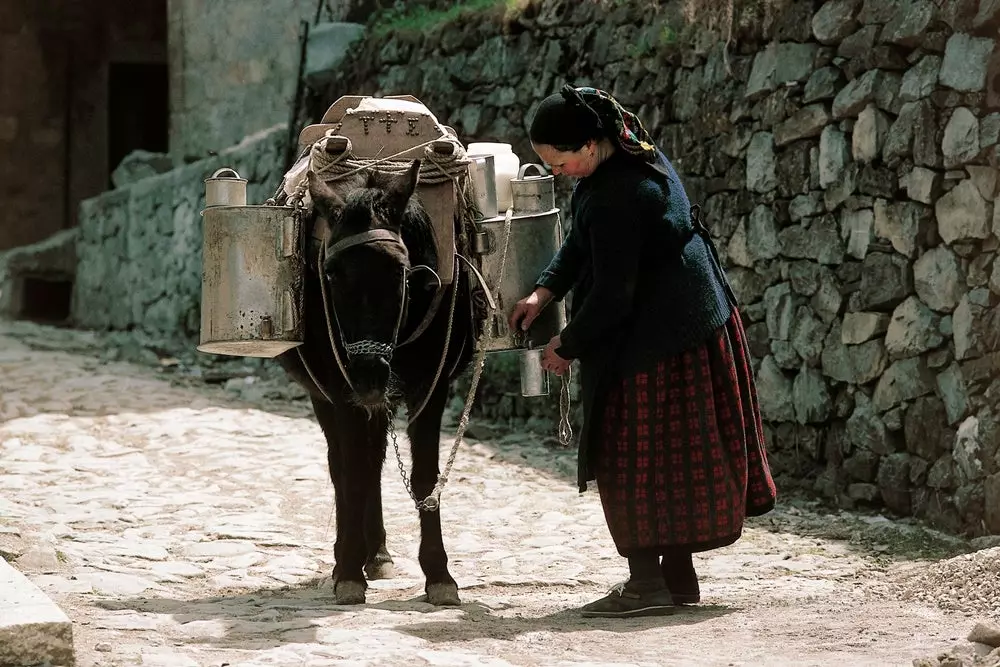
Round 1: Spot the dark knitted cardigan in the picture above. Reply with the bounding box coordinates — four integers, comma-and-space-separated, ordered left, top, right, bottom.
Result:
536, 149, 734, 491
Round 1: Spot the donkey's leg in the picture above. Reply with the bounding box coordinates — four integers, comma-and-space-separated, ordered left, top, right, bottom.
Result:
363, 483, 394, 580
313, 397, 383, 604
407, 381, 460, 606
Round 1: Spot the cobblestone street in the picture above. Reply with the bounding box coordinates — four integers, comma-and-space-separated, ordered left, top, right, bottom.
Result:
0, 319, 989, 666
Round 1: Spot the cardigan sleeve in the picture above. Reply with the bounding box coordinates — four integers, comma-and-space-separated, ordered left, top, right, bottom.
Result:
535, 222, 583, 301
555, 193, 646, 360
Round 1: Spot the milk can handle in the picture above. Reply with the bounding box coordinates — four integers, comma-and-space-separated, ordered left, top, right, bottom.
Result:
517, 163, 547, 179
211, 168, 241, 179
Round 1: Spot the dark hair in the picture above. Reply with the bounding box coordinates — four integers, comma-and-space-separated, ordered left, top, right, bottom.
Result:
528, 88, 606, 152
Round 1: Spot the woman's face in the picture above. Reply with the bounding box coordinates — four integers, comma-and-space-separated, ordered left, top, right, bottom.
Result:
531, 141, 598, 178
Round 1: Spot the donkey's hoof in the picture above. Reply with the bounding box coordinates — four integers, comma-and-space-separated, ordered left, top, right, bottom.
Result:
334, 580, 366, 605
364, 560, 395, 580
426, 582, 461, 606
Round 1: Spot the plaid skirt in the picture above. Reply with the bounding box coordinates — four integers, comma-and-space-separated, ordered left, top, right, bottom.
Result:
595, 309, 777, 555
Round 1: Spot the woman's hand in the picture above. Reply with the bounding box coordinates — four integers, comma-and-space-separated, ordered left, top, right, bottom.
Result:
509, 287, 555, 333
542, 334, 572, 376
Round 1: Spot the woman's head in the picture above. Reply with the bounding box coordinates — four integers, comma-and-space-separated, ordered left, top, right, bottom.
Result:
528, 88, 607, 178
529, 85, 664, 179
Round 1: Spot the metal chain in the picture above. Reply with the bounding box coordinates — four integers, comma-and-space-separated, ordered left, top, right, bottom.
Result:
389, 208, 514, 513
558, 369, 573, 447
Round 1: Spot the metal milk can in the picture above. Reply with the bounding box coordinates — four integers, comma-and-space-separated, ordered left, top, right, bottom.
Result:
472, 162, 567, 396
197, 168, 305, 358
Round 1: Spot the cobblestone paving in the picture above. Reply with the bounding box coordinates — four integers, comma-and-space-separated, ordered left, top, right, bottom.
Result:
0, 319, 984, 666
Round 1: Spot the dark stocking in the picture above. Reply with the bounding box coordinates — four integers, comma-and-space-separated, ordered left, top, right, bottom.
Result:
661, 546, 699, 600
627, 547, 666, 591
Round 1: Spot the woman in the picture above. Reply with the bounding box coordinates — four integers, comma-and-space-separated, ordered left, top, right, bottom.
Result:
510, 85, 777, 618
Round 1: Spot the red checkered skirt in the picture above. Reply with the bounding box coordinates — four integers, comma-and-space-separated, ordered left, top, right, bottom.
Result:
595, 309, 777, 555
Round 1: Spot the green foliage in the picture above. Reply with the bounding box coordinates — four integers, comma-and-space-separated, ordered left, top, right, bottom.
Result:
369, 0, 504, 37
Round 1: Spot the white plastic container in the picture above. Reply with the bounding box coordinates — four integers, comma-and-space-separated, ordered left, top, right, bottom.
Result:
467, 142, 520, 213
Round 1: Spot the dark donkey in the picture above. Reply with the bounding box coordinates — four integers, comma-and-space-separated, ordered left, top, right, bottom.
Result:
277, 158, 476, 606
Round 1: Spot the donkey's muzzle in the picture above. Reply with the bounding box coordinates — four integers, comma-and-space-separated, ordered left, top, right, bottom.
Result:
349, 355, 392, 405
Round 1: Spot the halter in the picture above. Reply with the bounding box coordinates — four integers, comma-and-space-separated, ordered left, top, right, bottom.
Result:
317, 225, 442, 396
324, 228, 410, 362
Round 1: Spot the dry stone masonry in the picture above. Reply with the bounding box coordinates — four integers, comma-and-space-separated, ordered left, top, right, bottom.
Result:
72, 0, 1000, 538
309, 0, 1000, 538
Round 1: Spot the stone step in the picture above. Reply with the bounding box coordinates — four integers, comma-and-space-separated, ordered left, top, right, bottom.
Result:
0, 558, 75, 667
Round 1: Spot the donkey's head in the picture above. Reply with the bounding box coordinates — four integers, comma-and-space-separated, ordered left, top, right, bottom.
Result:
307, 160, 423, 408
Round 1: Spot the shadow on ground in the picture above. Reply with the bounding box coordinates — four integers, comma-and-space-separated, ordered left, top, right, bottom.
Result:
93, 576, 734, 651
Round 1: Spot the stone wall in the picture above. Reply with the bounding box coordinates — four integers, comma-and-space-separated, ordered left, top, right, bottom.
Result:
307, 0, 1000, 537
72, 125, 287, 336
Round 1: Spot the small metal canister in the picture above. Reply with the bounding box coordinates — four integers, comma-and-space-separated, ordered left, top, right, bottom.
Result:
519, 348, 550, 397
467, 154, 498, 219
511, 163, 555, 214
204, 168, 248, 207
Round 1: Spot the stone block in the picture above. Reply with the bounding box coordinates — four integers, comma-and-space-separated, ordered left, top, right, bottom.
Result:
942, 107, 980, 169
746, 131, 777, 193
936, 362, 970, 426
842, 311, 890, 344
859, 251, 913, 311
905, 395, 955, 460
757, 355, 796, 422
822, 323, 889, 384
747, 205, 780, 262
852, 104, 890, 163
880, 0, 935, 47
939, 33, 994, 92
819, 126, 850, 188
873, 356, 936, 412
899, 55, 941, 102
745, 42, 818, 99
935, 178, 992, 245
804, 66, 845, 103
842, 208, 874, 259
779, 215, 845, 265
812, 0, 861, 44
793, 366, 831, 424
899, 166, 941, 204
884, 295, 943, 359
832, 68, 885, 118
874, 198, 933, 258
774, 105, 832, 147
0, 559, 74, 667
913, 245, 966, 312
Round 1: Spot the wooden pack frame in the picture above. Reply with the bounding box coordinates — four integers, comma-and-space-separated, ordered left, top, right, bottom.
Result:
298, 95, 462, 285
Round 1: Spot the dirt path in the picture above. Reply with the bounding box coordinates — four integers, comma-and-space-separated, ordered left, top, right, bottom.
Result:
0, 319, 992, 667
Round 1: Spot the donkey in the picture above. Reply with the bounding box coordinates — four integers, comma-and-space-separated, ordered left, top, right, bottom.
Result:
277, 157, 477, 607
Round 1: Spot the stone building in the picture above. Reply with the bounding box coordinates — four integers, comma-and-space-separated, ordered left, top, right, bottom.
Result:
0, 0, 365, 320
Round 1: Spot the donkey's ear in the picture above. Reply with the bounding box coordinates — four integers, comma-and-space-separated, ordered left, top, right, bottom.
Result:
307, 170, 341, 219
387, 159, 421, 211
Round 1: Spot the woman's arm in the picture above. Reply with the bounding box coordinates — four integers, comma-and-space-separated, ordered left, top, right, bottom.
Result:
555, 196, 643, 360
535, 222, 584, 301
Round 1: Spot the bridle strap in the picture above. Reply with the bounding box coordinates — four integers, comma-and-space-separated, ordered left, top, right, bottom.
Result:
327, 228, 406, 258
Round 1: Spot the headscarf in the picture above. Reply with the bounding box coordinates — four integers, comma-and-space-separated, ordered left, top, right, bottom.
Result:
529, 84, 667, 178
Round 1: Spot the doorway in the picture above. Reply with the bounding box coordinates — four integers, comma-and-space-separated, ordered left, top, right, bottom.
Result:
107, 62, 169, 187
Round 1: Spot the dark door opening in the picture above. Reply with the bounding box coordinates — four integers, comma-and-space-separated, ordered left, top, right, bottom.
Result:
18, 275, 75, 324
107, 62, 169, 187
